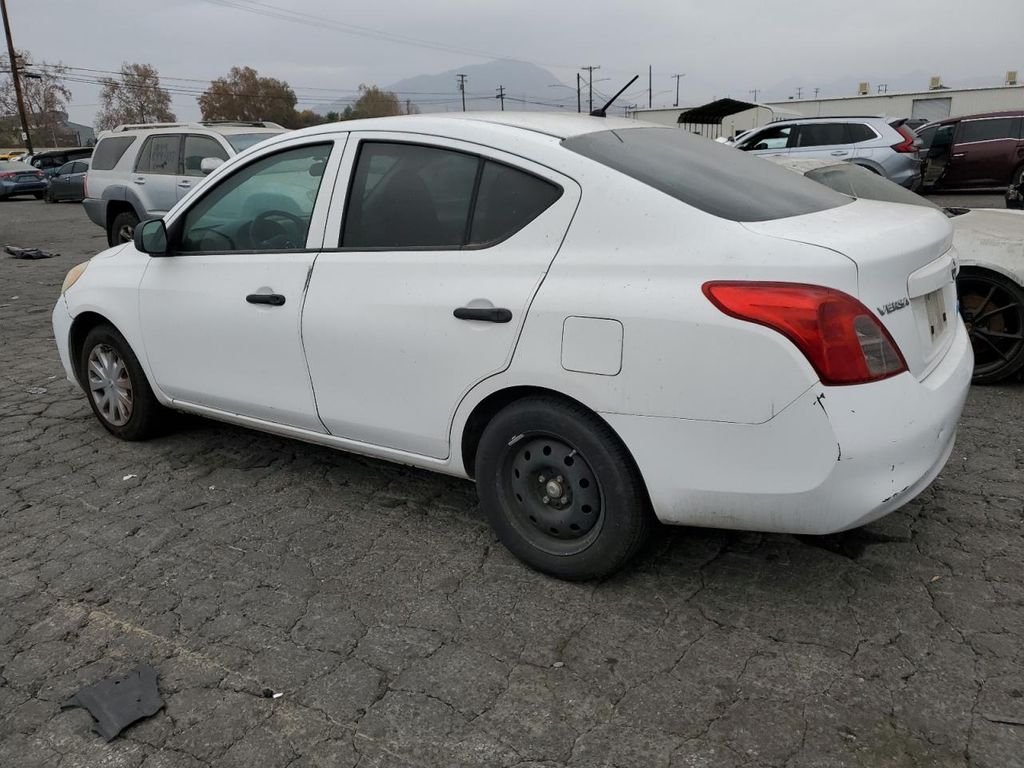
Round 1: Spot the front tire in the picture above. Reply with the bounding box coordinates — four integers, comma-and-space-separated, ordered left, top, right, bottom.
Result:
475, 397, 653, 580
958, 269, 1024, 384
108, 210, 139, 247
79, 324, 165, 440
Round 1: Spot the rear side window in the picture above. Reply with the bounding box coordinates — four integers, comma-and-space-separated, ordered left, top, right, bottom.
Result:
341, 142, 562, 249
960, 118, 1018, 143
563, 127, 850, 222
91, 136, 136, 171
56, 162, 75, 175
183, 135, 229, 176
135, 135, 181, 175
845, 123, 877, 143
795, 123, 848, 147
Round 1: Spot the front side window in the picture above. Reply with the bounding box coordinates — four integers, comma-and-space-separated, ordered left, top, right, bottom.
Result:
960, 118, 1018, 143
795, 123, 848, 147
340, 141, 562, 250
183, 135, 229, 177
56, 161, 75, 176
741, 125, 793, 151
177, 143, 331, 253
135, 135, 181, 175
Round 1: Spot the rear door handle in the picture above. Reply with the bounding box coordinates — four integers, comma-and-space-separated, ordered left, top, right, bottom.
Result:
454, 306, 512, 323
830, 150, 849, 156
178, 180, 192, 188
952, 152, 967, 158
133, 177, 146, 185
246, 293, 286, 306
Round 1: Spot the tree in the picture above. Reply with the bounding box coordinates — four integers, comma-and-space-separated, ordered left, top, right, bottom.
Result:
95, 63, 175, 131
0, 50, 74, 147
198, 66, 297, 125
339, 84, 407, 120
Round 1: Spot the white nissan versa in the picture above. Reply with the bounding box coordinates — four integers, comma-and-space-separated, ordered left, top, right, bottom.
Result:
53, 114, 973, 580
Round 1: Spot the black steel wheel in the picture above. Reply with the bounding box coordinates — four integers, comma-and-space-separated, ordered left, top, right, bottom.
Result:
475, 396, 652, 580
957, 268, 1024, 384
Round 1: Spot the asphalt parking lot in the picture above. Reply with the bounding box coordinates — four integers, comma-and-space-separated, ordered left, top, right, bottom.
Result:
1, 197, 1022, 768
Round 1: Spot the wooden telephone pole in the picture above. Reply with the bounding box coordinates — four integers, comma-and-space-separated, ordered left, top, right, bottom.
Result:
1, 0, 32, 152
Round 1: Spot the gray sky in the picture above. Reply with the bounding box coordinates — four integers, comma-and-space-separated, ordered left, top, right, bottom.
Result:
6, 0, 1024, 126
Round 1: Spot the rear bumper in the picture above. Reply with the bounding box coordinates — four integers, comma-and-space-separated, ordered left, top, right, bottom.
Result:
605, 320, 973, 534
83, 198, 107, 228
0, 179, 46, 197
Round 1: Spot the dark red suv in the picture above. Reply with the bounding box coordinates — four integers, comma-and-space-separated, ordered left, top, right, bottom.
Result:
917, 111, 1024, 191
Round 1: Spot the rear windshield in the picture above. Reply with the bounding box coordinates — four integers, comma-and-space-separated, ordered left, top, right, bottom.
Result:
91, 136, 136, 170
561, 127, 851, 222
225, 132, 282, 152
805, 163, 941, 212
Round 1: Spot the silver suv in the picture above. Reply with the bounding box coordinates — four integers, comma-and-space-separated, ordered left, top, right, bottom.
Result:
733, 116, 922, 188
84, 121, 287, 245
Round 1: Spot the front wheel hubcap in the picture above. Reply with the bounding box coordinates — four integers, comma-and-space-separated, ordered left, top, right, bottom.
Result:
87, 344, 133, 426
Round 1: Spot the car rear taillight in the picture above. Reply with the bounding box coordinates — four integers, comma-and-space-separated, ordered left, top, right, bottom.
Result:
703, 281, 908, 385
0, 172, 15, 180
891, 125, 918, 153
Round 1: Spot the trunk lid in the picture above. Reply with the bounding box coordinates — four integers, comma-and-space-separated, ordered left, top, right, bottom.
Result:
743, 199, 958, 379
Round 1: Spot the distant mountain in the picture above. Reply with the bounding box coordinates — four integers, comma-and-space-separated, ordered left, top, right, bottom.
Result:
323, 60, 575, 114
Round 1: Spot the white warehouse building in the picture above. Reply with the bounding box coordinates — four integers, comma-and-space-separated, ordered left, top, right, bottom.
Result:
633, 82, 1024, 138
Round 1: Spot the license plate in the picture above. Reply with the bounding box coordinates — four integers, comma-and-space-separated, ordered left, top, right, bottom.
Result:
924, 289, 948, 339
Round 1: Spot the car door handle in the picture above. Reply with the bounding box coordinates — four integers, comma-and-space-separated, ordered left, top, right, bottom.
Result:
178, 180, 191, 188
952, 152, 967, 158
830, 150, 849, 156
453, 306, 512, 323
133, 176, 145, 185
246, 293, 286, 306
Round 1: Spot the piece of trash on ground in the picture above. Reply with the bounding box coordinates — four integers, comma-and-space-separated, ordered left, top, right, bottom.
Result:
261, 688, 284, 699
61, 663, 163, 741
27, 387, 47, 395
122, 474, 138, 481
5, 245, 59, 260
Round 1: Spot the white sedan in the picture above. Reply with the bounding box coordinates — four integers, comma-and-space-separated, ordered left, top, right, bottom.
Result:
53, 114, 972, 580
767, 156, 1024, 384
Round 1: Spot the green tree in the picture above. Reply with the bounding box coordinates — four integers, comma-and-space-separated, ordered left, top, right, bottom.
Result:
198, 66, 297, 125
95, 62, 175, 131
340, 84, 408, 120
0, 50, 73, 147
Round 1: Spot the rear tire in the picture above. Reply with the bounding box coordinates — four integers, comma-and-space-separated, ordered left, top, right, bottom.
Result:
957, 269, 1024, 384
34, 191, 46, 200
79, 324, 165, 440
475, 397, 653, 580
108, 210, 139, 247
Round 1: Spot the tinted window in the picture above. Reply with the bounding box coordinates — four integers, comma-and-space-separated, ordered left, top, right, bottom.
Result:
805, 163, 941, 212
960, 118, 1017, 143
56, 162, 75, 176
845, 123, 877, 143
183, 135, 229, 177
135, 135, 180, 175
342, 142, 478, 249
915, 124, 938, 148
178, 143, 330, 253
91, 136, 136, 171
469, 162, 562, 245
226, 132, 282, 152
741, 125, 793, 151
796, 123, 848, 147
563, 127, 850, 222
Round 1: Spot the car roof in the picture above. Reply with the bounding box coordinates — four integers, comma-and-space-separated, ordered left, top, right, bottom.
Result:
766, 115, 893, 126
931, 110, 1024, 125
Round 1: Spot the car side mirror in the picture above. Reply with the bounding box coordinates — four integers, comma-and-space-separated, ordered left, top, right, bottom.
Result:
134, 218, 168, 256
200, 157, 225, 175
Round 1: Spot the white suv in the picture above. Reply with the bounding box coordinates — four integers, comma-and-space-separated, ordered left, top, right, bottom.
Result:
84, 121, 286, 245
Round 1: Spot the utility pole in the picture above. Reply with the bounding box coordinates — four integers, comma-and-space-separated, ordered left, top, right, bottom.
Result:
495, 85, 505, 111
877, 83, 888, 94
1, 0, 32, 153
405, 99, 411, 115
749, 88, 760, 102
672, 73, 685, 107
813, 87, 820, 98
648, 65, 652, 109
576, 73, 581, 113
456, 73, 467, 112
795, 86, 803, 99
581, 65, 600, 113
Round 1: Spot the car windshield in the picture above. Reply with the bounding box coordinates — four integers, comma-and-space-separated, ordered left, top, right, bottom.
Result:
562, 127, 851, 222
804, 163, 943, 212
225, 132, 282, 152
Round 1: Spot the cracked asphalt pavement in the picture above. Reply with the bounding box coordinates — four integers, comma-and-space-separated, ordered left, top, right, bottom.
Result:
2, 198, 1023, 768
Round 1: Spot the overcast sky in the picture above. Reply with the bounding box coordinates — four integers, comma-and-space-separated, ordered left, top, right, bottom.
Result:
6, 0, 1024, 126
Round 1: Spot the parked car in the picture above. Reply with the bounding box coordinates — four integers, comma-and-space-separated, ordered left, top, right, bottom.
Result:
53, 114, 972, 579
732, 115, 922, 188
916, 111, 1024, 192
767, 156, 1023, 383
0, 150, 25, 160
30, 147, 93, 178
45, 158, 90, 203
0, 160, 47, 200
84, 121, 287, 246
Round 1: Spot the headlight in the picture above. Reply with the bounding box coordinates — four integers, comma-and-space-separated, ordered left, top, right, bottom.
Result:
61, 261, 90, 295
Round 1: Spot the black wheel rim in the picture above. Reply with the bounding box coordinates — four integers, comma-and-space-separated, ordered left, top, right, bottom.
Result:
501, 434, 604, 556
958, 274, 1024, 378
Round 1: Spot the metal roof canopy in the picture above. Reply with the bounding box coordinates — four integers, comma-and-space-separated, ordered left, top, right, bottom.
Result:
676, 98, 760, 125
